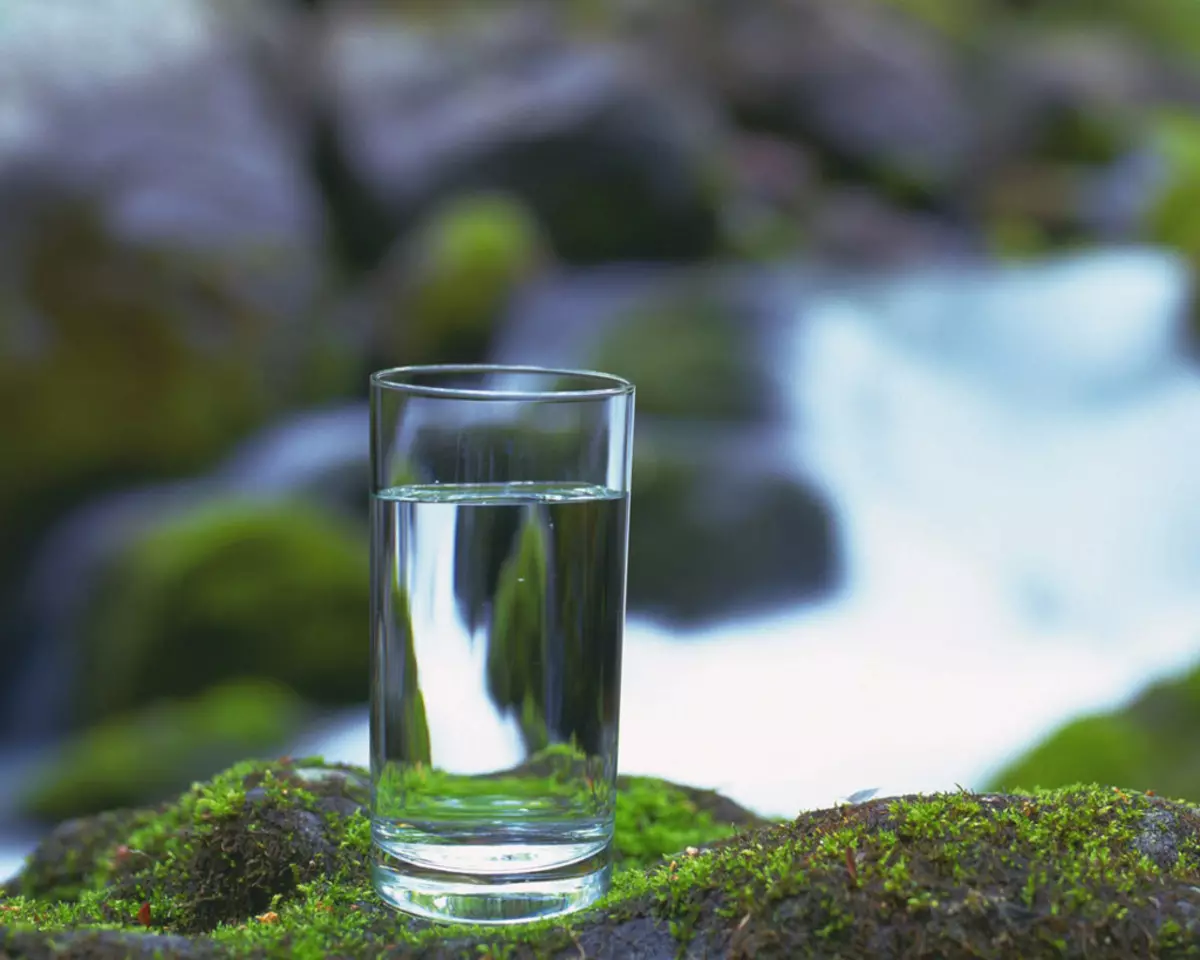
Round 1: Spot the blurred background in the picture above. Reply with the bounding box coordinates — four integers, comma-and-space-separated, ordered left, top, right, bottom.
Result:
2, 0, 1200, 880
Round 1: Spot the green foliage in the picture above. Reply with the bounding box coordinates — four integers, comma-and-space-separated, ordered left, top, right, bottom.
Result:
386, 193, 547, 366
78, 499, 369, 726
17, 680, 305, 823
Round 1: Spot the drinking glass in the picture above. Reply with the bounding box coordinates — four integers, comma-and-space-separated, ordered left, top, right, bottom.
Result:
369, 365, 635, 924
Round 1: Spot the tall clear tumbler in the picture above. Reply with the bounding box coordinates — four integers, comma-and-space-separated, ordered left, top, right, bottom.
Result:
369, 365, 635, 925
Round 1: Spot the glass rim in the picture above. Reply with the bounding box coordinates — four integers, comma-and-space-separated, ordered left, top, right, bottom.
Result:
369, 364, 635, 402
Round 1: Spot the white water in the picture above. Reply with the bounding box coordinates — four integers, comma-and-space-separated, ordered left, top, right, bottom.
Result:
294, 247, 1200, 820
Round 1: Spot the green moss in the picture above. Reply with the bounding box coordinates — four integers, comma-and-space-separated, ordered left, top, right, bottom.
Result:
77, 500, 369, 726
3, 810, 151, 904
988, 216, 1056, 261
612, 777, 744, 870
988, 715, 1159, 798
385, 193, 548, 366
17, 680, 306, 823
374, 745, 608, 835
893, 0, 984, 36
1147, 112, 1200, 343
987, 657, 1200, 801
6, 763, 1199, 959
1, 759, 760, 958
1018, 0, 1200, 58
0, 201, 276, 598
580, 287, 771, 423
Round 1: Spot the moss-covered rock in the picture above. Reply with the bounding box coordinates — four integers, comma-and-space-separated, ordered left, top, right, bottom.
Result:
5, 760, 1200, 958
1006, 0, 1200, 58
374, 193, 550, 368
16, 681, 307, 824
872, 0, 987, 40
628, 443, 840, 625
579, 283, 774, 424
0, 199, 273, 610
638, 0, 973, 200
986, 658, 1200, 801
1146, 111, 1200, 341
320, 10, 723, 269
1, 759, 763, 950
75, 499, 369, 726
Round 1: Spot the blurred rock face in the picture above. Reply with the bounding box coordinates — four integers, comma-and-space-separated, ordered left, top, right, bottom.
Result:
0, 0, 323, 254
633, 0, 974, 191
316, 4, 724, 268
0, 0, 336, 706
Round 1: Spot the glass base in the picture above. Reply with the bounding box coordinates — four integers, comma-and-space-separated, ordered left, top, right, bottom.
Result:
372, 840, 612, 925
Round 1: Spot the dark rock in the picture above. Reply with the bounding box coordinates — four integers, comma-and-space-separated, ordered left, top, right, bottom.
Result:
980, 32, 1165, 170
628, 444, 841, 626
568, 917, 677, 960
0, 930, 227, 960
2, 811, 143, 902
972, 30, 1200, 248
0, 195, 287, 729
1135, 810, 1183, 873
809, 189, 981, 267
636, 0, 974, 195
0, 0, 323, 290
316, 5, 723, 266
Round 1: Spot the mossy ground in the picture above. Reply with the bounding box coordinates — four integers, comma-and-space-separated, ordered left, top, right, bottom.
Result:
0, 759, 761, 959
5, 761, 1200, 958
